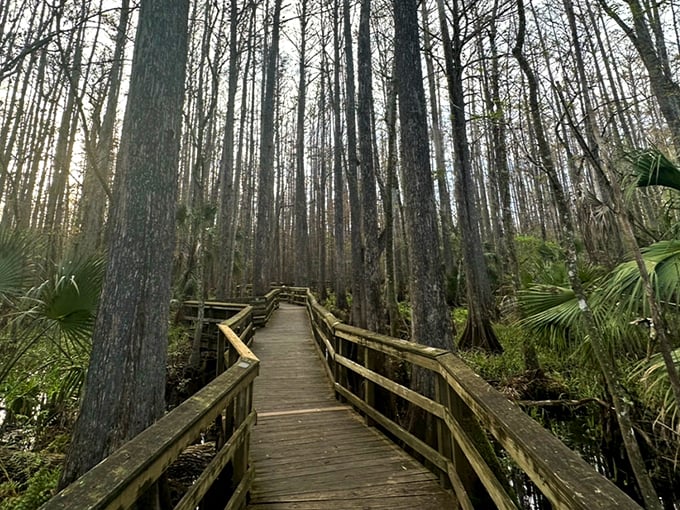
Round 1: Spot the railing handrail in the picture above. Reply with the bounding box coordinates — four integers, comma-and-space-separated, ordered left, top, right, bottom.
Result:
41, 304, 262, 510
302, 289, 642, 510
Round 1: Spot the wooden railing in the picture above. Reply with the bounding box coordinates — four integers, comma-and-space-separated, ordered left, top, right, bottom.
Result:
276, 285, 308, 306
41, 306, 262, 510
302, 290, 642, 510
193, 288, 279, 327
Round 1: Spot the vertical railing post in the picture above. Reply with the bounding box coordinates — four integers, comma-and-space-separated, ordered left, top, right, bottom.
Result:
326, 317, 339, 390
448, 382, 496, 508
364, 346, 376, 426
216, 328, 226, 376
232, 380, 250, 487
435, 372, 453, 489
335, 330, 347, 402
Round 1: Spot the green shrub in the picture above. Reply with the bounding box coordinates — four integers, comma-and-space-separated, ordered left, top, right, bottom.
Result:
0, 466, 60, 510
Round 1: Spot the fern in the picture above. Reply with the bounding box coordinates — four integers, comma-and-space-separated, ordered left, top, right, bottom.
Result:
0, 467, 60, 510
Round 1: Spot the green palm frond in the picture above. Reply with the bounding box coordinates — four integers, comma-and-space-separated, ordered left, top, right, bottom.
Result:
518, 285, 580, 347
632, 348, 680, 434
0, 255, 104, 385
0, 229, 33, 302
599, 240, 680, 316
626, 148, 680, 191
518, 283, 642, 356
23, 255, 104, 346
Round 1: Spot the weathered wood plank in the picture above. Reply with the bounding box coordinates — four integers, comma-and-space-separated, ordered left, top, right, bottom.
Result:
438, 353, 641, 510
247, 304, 456, 510
334, 384, 448, 472
247, 493, 455, 510
334, 324, 444, 372
248, 480, 454, 503
42, 359, 258, 510
335, 352, 444, 418
305, 291, 642, 510
174, 411, 255, 510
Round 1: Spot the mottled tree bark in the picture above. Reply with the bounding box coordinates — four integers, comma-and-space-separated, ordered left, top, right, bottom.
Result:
357, 0, 382, 331
435, 0, 501, 352
59, 0, 189, 496
393, 0, 454, 394
253, 0, 282, 295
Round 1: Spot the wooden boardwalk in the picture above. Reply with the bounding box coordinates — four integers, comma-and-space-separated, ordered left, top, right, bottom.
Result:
247, 303, 456, 509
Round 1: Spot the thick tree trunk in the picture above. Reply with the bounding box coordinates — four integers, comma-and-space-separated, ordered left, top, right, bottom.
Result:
59, 0, 189, 493
393, 0, 454, 394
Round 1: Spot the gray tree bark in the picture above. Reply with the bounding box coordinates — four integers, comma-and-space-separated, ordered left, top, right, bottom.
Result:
76, 0, 129, 256
421, 1, 457, 301
393, 0, 454, 394
598, 0, 680, 152
217, 0, 242, 298
435, 0, 501, 352
253, 0, 282, 295
294, 0, 310, 285
59, 0, 189, 496
342, 0, 365, 326
357, 0, 382, 332
331, 0, 347, 311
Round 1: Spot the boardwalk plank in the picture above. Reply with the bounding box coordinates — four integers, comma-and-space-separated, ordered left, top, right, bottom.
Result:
246, 304, 456, 509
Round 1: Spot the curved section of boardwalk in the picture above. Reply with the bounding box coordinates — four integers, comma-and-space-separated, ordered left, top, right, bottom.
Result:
247, 303, 456, 509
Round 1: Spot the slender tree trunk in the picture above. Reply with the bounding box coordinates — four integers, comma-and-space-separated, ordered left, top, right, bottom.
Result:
436, 0, 501, 352
317, 34, 329, 301
598, 0, 680, 152
357, 0, 382, 331
513, 2, 660, 506
45, 23, 85, 260
383, 66, 400, 337
561, 0, 680, 429
76, 0, 129, 255
332, 0, 347, 311
253, 0, 282, 295
422, 2, 456, 300
342, 0, 364, 326
294, 0, 310, 285
216, 0, 242, 298
479, 2, 519, 292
